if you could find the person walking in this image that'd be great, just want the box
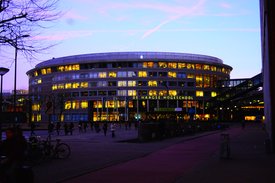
[103,122,108,136]
[56,122,61,136]
[30,122,36,136]
[69,122,74,135]
[110,123,116,138]
[64,123,69,136]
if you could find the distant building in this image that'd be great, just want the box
[26,52,232,123]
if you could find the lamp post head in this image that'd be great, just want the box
[0,67,9,76]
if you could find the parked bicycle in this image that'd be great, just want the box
[27,135,71,164]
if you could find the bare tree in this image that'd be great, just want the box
[0,0,61,55]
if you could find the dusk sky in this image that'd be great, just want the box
[0,0,261,91]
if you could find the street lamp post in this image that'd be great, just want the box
[0,67,9,140]
[13,34,30,113]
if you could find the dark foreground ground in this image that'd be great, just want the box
[13,122,275,183]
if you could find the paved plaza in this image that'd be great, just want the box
[4,122,274,183]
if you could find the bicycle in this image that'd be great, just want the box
[27,135,71,164]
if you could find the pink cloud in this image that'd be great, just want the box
[63,11,88,21]
[220,2,232,9]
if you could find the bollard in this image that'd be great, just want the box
[220,133,230,159]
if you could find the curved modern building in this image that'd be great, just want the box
[26,52,232,123]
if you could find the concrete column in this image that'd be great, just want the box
[260,0,275,152]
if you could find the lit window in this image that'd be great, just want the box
[58,83,64,89]
[138,71,147,77]
[128,81,136,87]
[118,90,127,96]
[128,90,137,96]
[80,82,88,88]
[203,65,210,70]
[99,72,107,78]
[196,75,203,88]
[37,78,42,84]
[158,62,167,68]
[65,101,71,109]
[128,71,137,77]
[109,72,117,77]
[149,90,157,96]
[196,64,202,70]
[148,81,158,87]
[34,71,38,76]
[81,101,88,109]
[41,69,47,75]
[72,101,80,109]
[196,91,204,97]
[204,75,210,88]
[211,66,217,71]
[187,74,194,79]
[65,83,72,89]
[211,91,217,97]
[72,83,80,88]
[168,90,177,96]
[168,62,177,69]
[118,81,127,87]
[58,66,64,72]
[178,63,186,69]
[187,64,195,69]
[52,84,57,90]
[47,68,52,74]
[168,72,177,78]
[32,104,40,111]
[159,90,167,96]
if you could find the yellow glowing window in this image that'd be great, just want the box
[99,72,107,78]
[37,114,41,122]
[187,64,195,69]
[65,101,71,109]
[41,69,47,75]
[72,101,80,109]
[138,71,147,77]
[168,90,177,96]
[72,64,80,70]
[94,101,102,108]
[187,74,194,79]
[143,62,154,68]
[196,64,202,70]
[32,104,40,111]
[109,72,117,77]
[211,91,217,97]
[159,90,167,96]
[65,83,72,89]
[128,90,137,96]
[168,62,177,69]
[196,75,203,88]
[203,65,210,70]
[81,101,88,109]
[34,71,38,76]
[196,91,204,97]
[72,83,80,88]
[52,84,57,90]
[149,90,157,96]
[148,81,158,87]
[58,83,64,89]
[107,100,115,108]
[37,79,42,84]
[158,62,167,68]
[47,68,52,74]
[64,64,80,71]
[118,81,127,87]
[58,66,65,72]
[178,63,186,69]
[204,75,210,88]
[128,81,136,87]
[80,82,88,88]
[168,72,177,78]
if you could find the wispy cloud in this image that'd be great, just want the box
[141,0,207,39]
[33,30,94,41]
[63,11,88,21]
